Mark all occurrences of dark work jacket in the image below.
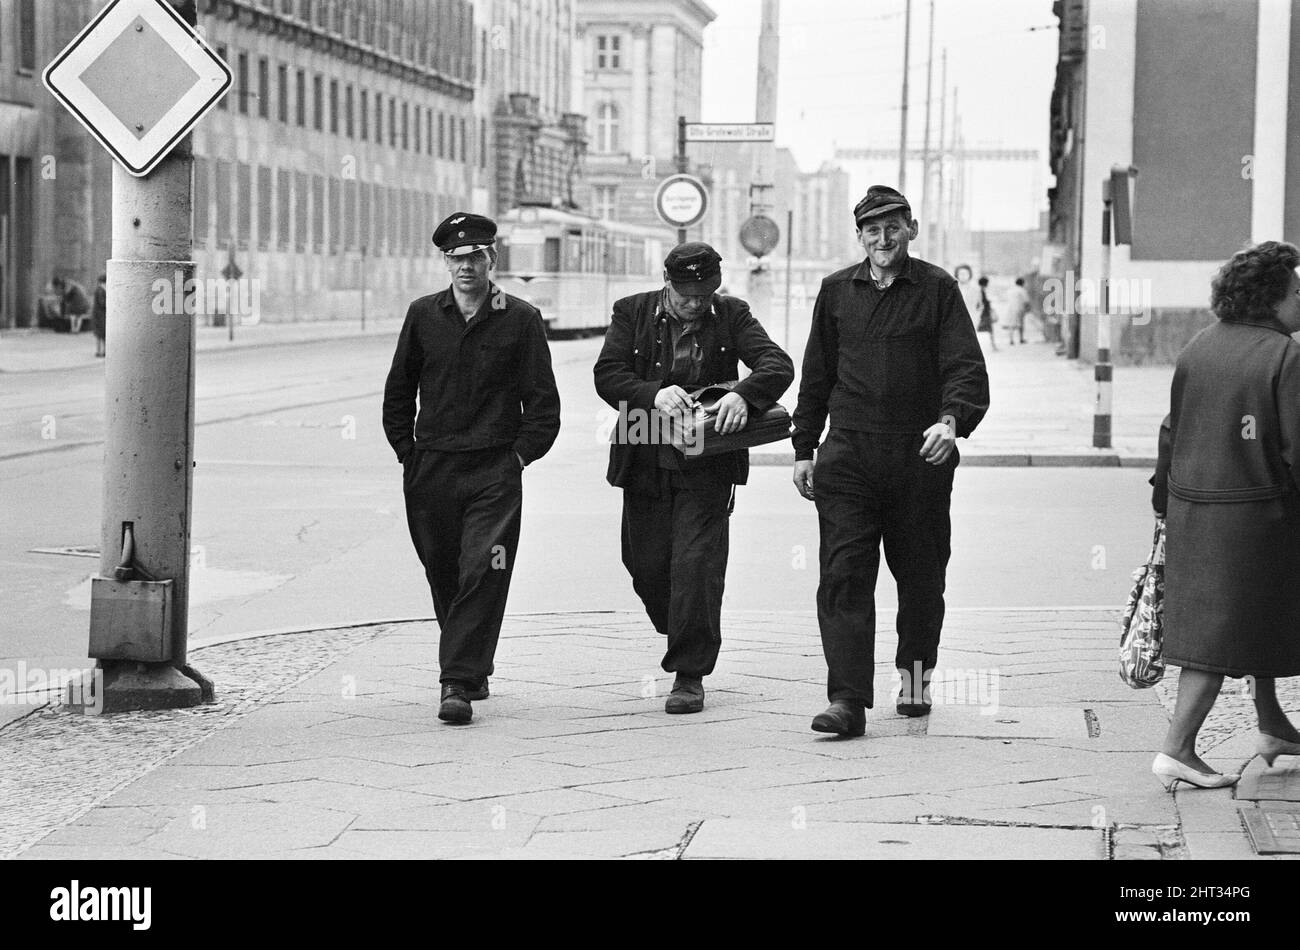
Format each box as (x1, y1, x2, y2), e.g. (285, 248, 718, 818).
(792, 255, 989, 459)
(382, 285, 561, 466)
(594, 290, 795, 495)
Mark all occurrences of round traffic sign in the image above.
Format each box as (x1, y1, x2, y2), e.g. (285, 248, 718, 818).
(655, 174, 709, 229)
(740, 214, 780, 257)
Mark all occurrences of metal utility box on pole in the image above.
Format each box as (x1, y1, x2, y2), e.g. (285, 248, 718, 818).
(44, 0, 231, 713)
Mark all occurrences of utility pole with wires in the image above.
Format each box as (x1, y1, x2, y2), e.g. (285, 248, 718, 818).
(897, 0, 912, 190)
(919, 0, 935, 258)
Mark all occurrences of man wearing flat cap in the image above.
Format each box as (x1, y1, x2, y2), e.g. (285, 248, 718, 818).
(383, 211, 561, 725)
(595, 243, 794, 714)
(792, 185, 989, 736)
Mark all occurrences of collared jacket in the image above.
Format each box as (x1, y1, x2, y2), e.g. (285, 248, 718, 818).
(594, 290, 795, 494)
(382, 284, 561, 466)
(792, 255, 989, 460)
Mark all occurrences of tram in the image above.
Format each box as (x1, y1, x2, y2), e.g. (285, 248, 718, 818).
(494, 204, 676, 337)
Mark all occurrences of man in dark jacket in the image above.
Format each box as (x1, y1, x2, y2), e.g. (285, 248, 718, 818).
(383, 212, 561, 725)
(595, 243, 794, 714)
(792, 186, 989, 736)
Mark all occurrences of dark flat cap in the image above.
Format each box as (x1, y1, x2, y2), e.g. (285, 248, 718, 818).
(434, 212, 497, 256)
(854, 185, 912, 225)
(664, 242, 723, 296)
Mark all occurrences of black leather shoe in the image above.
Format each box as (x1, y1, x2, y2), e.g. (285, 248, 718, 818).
(438, 683, 473, 724)
(811, 701, 866, 737)
(896, 699, 932, 717)
(465, 678, 490, 701)
(665, 674, 704, 714)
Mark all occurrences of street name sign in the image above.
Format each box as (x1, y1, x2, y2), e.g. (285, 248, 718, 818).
(685, 123, 775, 143)
(44, 0, 232, 178)
(655, 174, 710, 229)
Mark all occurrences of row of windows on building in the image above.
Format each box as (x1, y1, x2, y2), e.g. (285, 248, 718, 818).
(216, 44, 486, 169)
(194, 157, 465, 257)
(246, 0, 477, 83)
(4, 0, 37, 73)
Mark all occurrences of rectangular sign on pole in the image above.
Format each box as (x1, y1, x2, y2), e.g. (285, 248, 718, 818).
(684, 123, 776, 143)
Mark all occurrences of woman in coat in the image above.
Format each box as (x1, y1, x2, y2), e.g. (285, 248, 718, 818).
(1154, 240, 1300, 790)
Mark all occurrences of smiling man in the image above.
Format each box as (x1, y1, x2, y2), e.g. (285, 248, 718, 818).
(791, 186, 989, 737)
(383, 212, 561, 725)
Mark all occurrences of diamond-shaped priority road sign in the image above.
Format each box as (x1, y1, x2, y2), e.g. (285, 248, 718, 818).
(43, 0, 232, 178)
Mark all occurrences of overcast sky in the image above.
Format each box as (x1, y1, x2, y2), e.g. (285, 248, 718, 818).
(699, 0, 1060, 231)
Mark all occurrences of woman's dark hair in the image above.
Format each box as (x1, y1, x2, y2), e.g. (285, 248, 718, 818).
(977, 276, 989, 287)
(1210, 241, 1300, 322)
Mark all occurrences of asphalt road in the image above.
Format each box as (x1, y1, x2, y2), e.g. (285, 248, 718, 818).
(0, 332, 1156, 724)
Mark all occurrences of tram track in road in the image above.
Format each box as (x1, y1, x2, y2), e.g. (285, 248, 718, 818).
(0, 336, 602, 463)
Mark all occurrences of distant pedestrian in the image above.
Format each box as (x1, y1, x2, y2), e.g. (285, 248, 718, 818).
(92, 274, 107, 358)
(1152, 240, 1300, 791)
(1005, 277, 1031, 346)
(954, 264, 979, 319)
(975, 276, 998, 351)
(383, 212, 561, 725)
(594, 243, 794, 714)
(51, 275, 91, 334)
(792, 186, 989, 736)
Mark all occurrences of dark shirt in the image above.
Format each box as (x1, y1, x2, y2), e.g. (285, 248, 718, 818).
(792, 255, 990, 460)
(382, 284, 561, 466)
(663, 291, 707, 387)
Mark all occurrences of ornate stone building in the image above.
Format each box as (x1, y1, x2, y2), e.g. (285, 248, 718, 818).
(573, 0, 715, 232)
(474, 0, 587, 214)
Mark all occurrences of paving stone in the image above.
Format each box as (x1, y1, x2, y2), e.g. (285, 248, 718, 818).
(683, 819, 1103, 860)
(927, 705, 1091, 739)
(5, 609, 1272, 860)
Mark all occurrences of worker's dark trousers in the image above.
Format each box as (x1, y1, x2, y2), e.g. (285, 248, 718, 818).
(404, 446, 522, 686)
(621, 471, 733, 678)
(813, 429, 956, 706)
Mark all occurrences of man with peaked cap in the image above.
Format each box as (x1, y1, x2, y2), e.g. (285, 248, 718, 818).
(595, 243, 794, 714)
(792, 186, 989, 736)
(383, 212, 561, 725)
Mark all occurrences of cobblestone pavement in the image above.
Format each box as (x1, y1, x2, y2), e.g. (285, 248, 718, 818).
(6, 609, 1292, 860)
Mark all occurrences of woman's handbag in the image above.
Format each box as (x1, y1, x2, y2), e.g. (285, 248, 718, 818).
(669, 384, 793, 458)
(1119, 517, 1167, 688)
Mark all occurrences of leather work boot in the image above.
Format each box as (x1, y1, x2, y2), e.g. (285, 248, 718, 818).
(465, 678, 490, 701)
(438, 683, 473, 724)
(664, 674, 705, 714)
(810, 701, 866, 737)
(896, 698, 932, 718)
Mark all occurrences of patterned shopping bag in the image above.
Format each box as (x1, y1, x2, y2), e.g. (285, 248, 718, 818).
(1119, 517, 1166, 688)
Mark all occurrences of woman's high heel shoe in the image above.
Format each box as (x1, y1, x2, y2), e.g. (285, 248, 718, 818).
(1151, 753, 1240, 791)
(1257, 734, 1300, 768)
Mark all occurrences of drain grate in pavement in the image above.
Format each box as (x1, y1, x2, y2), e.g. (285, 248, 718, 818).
(1242, 804, 1300, 855)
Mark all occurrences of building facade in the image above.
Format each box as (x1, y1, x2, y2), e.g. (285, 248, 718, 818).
(574, 0, 715, 232)
(1048, 0, 1300, 364)
(193, 0, 484, 323)
(703, 147, 857, 297)
(476, 0, 587, 214)
(1, 0, 112, 329)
